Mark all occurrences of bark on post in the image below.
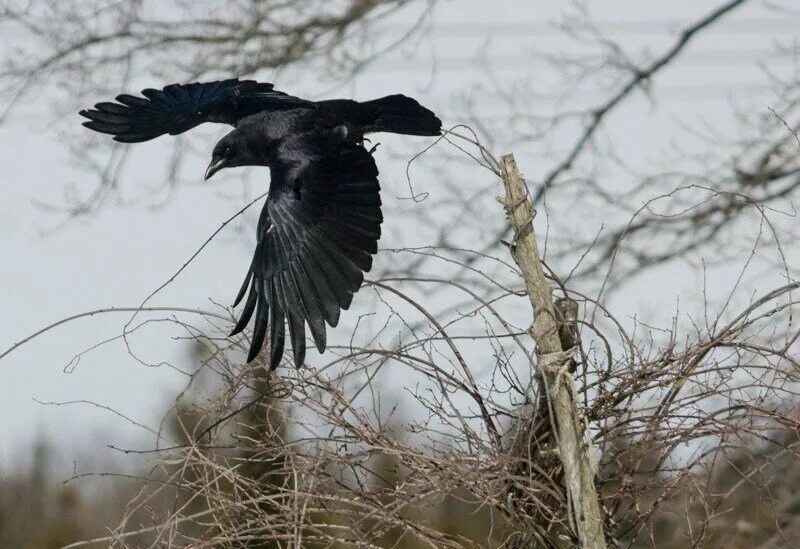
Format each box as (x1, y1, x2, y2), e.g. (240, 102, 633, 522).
(499, 154, 607, 548)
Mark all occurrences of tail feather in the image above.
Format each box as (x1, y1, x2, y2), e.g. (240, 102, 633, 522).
(360, 94, 442, 136)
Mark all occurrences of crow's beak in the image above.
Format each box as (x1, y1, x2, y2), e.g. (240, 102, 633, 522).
(205, 158, 226, 180)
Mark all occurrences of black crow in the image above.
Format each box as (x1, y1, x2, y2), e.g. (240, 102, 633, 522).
(79, 78, 441, 369)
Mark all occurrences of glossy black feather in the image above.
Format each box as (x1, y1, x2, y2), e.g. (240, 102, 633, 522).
(230, 284, 257, 337)
(248, 284, 270, 363)
(267, 280, 286, 369)
(232, 127, 382, 368)
(233, 268, 254, 308)
(79, 78, 311, 142)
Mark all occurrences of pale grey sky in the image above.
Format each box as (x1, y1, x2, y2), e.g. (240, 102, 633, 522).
(1, 0, 796, 472)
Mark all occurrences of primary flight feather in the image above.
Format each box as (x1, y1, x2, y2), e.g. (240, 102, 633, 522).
(80, 78, 442, 369)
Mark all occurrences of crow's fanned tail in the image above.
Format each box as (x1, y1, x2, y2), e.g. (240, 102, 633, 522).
(230, 127, 382, 368)
(79, 78, 310, 143)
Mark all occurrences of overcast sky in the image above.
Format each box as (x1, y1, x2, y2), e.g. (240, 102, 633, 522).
(1, 0, 796, 474)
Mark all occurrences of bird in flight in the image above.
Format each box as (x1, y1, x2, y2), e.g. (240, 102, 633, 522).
(80, 78, 441, 369)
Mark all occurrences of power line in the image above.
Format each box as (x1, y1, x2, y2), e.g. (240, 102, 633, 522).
(442, 83, 775, 112)
(408, 17, 800, 37)
(3, 17, 798, 40)
(368, 50, 797, 73)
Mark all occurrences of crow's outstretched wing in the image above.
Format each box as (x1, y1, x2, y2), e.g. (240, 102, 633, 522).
(79, 78, 312, 143)
(231, 127, 382, 369)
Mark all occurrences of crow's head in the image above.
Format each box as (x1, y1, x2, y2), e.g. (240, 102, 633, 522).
(205, 131, 251, 180)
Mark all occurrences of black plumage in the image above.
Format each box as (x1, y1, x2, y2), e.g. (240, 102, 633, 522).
(80, 80, 311, 142)
(80, 78, 441, 369)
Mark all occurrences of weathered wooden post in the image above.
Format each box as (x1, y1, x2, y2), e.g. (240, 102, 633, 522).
(498, 154, 606, 548)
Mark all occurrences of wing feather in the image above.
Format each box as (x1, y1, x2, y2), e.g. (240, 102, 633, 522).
(267, 279, 286, 368)
(79, 78, 311, 143)
(231, 128, 382, 368)
(230, 284, 257, 337)
(247, 283, 270, 363)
